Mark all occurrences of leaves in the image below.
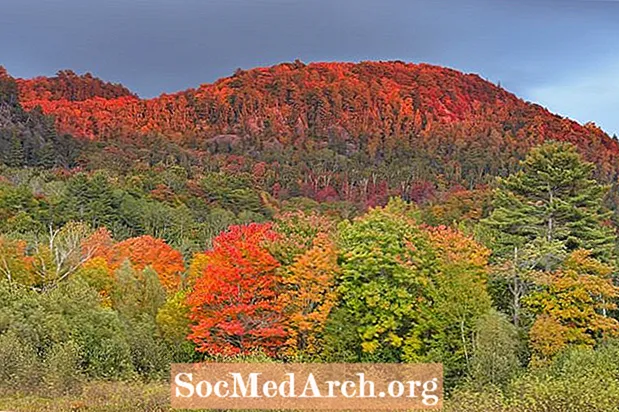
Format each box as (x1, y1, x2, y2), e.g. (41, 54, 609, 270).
(97, 235, 184, 293)
(526, 250, 619, 361)
(186, 223, 285, 356)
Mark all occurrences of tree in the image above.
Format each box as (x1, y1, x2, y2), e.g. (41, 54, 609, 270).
(99, 235, 184, 292)
(0, 237, 33, 285)
(74, 257, 114, 304)
(484, 142, 616, 326)
(141, 267, 166, 318)
(415, 226, 493, 384)
(526, 250, 619, 361)
(278, 233, 339, 358)
(270, 210, 337, 265)
(469, 310, 522, 388)
(61, 173, 119, 229)
(333, 198, 435, 361)
(156, 290, 191, 345)
(486, 142, 615, 262)
(27, 221, 96, 288)
(186, 223, 285, 356)
(112, 261, 142, 319)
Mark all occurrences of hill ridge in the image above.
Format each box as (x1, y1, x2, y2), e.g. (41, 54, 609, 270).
(5, 61, 619, 184)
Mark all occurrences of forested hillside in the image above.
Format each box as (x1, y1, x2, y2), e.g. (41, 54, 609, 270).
(1, 62, 619, 411)
(12, 61, 619, 191)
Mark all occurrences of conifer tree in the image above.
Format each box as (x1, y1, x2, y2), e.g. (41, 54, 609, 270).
(487, 142, 614, 262)
(485, 142, 616, 326)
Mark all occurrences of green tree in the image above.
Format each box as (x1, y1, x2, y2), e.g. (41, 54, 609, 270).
(486, 142, 614, 262)
(140, 267, 166, 318)
(413, 226, 493, 386)
(484, 142, 616, 326)
(333, 198, 435, 361)
(469, 310, 522, 389)
(112, 261, 141, 319)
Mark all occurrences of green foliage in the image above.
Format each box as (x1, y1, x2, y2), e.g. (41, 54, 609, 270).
(111, 261, 142, 319)
(42, 340, 83, 396)
(484, 142, 617, 329)
(0, 135, 618, 409)
(0, 331, 40, 394)
(156, 290, 191, 345)
(333, 198, 435, 362)
(0, 72, 81, 168)
(469, 310, 522, 389)
(486, 142, 615, 262)
(447, 342, 619, 411)
(200, 172, 267, 216)
(141, 267, 166, 318)
(414, 226, 493, 385)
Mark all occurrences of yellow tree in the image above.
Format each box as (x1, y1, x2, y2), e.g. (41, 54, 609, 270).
(278, 233, 339, 358)
(74, 257, 114, 305)
(527, 250, 619, 361)
(0, 237, 33, 286)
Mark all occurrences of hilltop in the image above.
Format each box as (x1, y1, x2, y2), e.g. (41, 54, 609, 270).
(3, 61, 619, 204)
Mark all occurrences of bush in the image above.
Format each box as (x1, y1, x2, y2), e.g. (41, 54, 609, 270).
(0, 331, 40, 394)
(42, 340, 83, 396)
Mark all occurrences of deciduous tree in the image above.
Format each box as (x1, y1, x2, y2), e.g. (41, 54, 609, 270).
(187, 223, 285, 356)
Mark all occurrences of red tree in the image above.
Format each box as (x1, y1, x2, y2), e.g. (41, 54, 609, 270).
(186, 223, 285, 356)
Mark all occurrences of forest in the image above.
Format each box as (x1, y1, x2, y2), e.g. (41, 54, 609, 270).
(1, 62, 619, 411)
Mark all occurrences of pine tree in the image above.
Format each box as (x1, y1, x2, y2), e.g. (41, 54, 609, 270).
(486, 142, 614, 262)
(484, 142, 616, 326)
(8, 134, 25, 167)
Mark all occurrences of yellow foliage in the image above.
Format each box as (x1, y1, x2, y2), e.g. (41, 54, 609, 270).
(527, 250, 619, 361)
(278, 234, 339, 357)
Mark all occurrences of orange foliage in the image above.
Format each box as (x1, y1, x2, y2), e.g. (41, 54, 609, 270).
(278, 233, 339, 357)
(426, 225, 491, 269)
(81, 227, 114, 258)
(527, 250, 619, 360)
(95, 235, 184, 292)
(15, 61, 619, 182)
(186, 223, 284, 356)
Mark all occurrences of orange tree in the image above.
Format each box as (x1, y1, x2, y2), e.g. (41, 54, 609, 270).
(277, 232, 339, 358)
(94, 235, 184, 293)
(526, 250, 619, 361)
(186, 223, 285, 356)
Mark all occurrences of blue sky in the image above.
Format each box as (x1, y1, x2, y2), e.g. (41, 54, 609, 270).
(1, 0, 618, 135)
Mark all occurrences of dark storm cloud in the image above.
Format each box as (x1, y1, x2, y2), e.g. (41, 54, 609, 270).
(1, 0, 618, 133)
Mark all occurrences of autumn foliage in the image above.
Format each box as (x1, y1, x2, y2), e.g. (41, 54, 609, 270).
(527, 250, 619, 360)
(278, 233, 339, 357)
(92, 234, 185, 292)
(14, 62, 619, 183)
(186, 223, 285, 356)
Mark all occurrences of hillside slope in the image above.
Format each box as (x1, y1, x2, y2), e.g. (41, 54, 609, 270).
(8, 61, 619, 191)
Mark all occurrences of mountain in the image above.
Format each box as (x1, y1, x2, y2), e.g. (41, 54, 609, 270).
(0, 67, 81, 168)
(5, 61, 619, 204)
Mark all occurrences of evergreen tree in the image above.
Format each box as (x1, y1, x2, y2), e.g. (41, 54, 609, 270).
(486, 142, 614, 262)
(8, 134, 25, 167)
(484, 142, 616, 326)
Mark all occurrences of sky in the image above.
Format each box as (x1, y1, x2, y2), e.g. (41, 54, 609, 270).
(1, 0, 618, 135)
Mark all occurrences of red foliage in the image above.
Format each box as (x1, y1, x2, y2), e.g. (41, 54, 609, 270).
(17, 70, 135, 102)
(14, 61, 619, 185)
(186, 223, 285, 356)
(95, 235, 185, 292)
